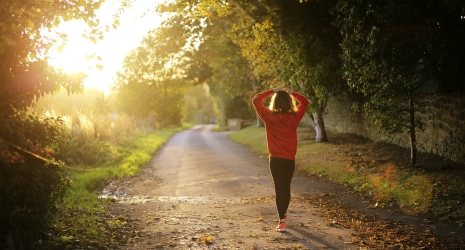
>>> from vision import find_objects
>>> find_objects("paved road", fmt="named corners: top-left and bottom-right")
top-left (107, 124), bottom-right (358, 249)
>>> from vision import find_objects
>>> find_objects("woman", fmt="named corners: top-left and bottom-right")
top-left (252, 87), bottom-right (309, 232)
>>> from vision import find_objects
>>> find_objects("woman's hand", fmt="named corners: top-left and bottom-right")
top-left (272, 87), bottom-right (283, 93)
top-left (283, 87), bottom-right (293, 94)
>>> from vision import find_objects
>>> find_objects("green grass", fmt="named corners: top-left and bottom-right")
top-left (212, 125), bottom-right (229, 132)
top-left (229, 125), bottom-right (464, 223)
top-left (48, 128), bottom-right (179, 249)
top-left (65, 130), bottom-right (176, 208)
top-left (228, 125), bottom-right (268, 156)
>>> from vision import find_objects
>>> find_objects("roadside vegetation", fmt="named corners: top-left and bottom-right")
top-left (230, 125), bottom-right (465, 227)
top-left (33, 107), bottom-right (183, 249)
top-left (2, 0), bottom-right (463, 249)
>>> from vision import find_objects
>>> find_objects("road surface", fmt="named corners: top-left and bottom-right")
top-left (104, 124), bottom-right (357, 249)
top-left (103, 124), bottom-right (465, 249)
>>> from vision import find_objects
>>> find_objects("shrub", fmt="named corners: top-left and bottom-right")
top-left (0, 156), bottom-right (68, 249)
top-left (55, 110), bottom-right (147, 166)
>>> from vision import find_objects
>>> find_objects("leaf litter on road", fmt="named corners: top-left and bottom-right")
top-left (296, 194), bottom-right (465, 249)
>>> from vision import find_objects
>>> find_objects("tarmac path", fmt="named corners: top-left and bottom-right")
top-left (103, 124), bottom-right (465, 249)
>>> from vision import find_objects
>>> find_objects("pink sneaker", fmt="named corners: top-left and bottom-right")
top-left (276, 215), bottom-right (287, 232)
top-left (276, 222), bottom-right (286, 231)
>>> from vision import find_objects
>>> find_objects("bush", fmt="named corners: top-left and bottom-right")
top-left (0, 107), bottom-right (159, 248)
top-left (55, 110), bottom-right (148, 166)
top-left (0, 155), bottom-right (68, 249)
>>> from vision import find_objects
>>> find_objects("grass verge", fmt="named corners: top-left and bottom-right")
top-left (44, 128), bottom-right (180, 249)
top-left (229, 125), bottom-right (465, 227)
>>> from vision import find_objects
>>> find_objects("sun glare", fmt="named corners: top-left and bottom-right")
top-left (46, 0), bottom-right (168, 94)
top-left (47, 21), bottom-right (96, 74)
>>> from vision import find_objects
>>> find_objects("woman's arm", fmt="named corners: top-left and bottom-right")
top-left (292, 92), bottom-right (309, 120)
top-left (252, 89), bottom-right (274, 122)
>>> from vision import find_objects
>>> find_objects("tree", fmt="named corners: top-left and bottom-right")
top-left (334, 0), bottom-right (465, 166)
top-left (133, 9), bottom-right (262, 127)
top-left (114, 16), bottom-right (190, 127)
top-left (0, 0), bottom-right (106, 152)
top-left (187, 14), bottom-right (259, 126)
top-left (0, 0), bottom-right (108, 247)
top-left (160, 0), bottom-right (346, 142)
top-left (233, 0), bottom-right (345, 142)
top-left (184, 84), bottom-right (216, 123)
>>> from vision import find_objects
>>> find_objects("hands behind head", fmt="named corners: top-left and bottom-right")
top-left (283, 87), bottom-right (294, 95)
top-left (272, 87), bottom-right (283, 93)
top-left (273, 87), bottom-right (294, 94)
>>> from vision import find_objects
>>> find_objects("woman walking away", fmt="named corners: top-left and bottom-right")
top-left (252, 87), bottom-right (309, 232)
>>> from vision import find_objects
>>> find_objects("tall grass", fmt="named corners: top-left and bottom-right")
top-left (40, 108), bottom-right (181, 249)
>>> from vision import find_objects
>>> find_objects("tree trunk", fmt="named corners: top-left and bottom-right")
top-left (256, 113), bottom-right (264, 127)
top-left (313, 111), bottom-right (328, 142)
top-left (408, 90), bottom-right (417, 167)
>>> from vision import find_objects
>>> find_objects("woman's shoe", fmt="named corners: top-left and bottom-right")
top-left (276, 215), bottom-right (287, 232)
top-left (276, 222), bottom-right (286, 231)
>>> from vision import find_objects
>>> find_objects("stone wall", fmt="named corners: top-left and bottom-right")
top-left (321, 92), bottom-right (465, 164)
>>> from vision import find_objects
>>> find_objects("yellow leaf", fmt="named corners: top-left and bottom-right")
top-left (197, 234), bottom-right (215, 244)
top-left (27, 19), bottom-right (35, 28)
top-left (367, 202), bottom-right (378, 209)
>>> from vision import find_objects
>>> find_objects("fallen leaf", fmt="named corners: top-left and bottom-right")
top-left (197, 234), bottom-right (215, 245)
top-left (367, 202), bottom-right (379, 209)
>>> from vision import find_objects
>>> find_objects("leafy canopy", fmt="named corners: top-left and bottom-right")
top-left (114, 15), bottom-right (191, 126)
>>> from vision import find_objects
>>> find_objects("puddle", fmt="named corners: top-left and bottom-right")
top-left (99, 181), bottom-right (130, 200)
top-left (99, 180), bottom-right (273, 205)
top-left (100, 194), bottom-right (243, 205)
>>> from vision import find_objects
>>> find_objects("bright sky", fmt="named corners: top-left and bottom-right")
top-left (47, 0), bottom-right (167, 94)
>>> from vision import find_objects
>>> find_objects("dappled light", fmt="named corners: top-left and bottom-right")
top-left (46, 0), bottom-right (167, 93)
top-left (1, 0), bottom-right (464, 249)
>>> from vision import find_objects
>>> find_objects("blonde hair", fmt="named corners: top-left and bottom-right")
top-left (268, 91), bottom-right (297, 114)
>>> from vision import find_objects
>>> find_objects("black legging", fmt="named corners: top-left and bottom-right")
top-left (269, 157), bottom-right (295, 220)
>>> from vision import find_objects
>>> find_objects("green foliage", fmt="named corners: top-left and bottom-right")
top-left (335, 0), bottom-right (465, 134)
top-left (114, 16), bottom-right (189, 127)
top-left (52, 108), bottom-right (153, 166)
top-left (168, 11), bottom-right (258, 125)
top-left (0, 158), bottom-right (69, 249)
top-left (159, 0), bottom-right (347, 141)
top-left (335, 0), bottom-right (422, 133)
top-left (0, 1), bottom-right (106, 246)
top-left (60, 139), bottom-right (119, 166)
top-left (334, 0), bottom-right (465, 165)
top-left (1, 110), bottom-right (67, 153)
top-left (0, 0), bottom-right (103, 114)
top-left (0, 110), bottom-right (68, 249)
top-left (183, 84), bottom-right (216, 123)
top-left (46, 129), bottom-right (178, 249)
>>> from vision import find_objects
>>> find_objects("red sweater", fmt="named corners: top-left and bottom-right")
top-left (252, 90), bottom-right (309, 160)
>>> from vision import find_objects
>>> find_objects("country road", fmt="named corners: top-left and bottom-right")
top-left (103, 124), bottom-right (465, 249)
top-left (103, 124), bottom-right (358, 249)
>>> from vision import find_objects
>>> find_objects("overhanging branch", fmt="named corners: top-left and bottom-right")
top-left (229, 0), bottom-right (258, 23)
top-left (0, 138), bottom-right (59, 166)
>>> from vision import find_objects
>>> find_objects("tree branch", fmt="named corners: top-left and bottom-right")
top-left (229, 0), bottom-right (258, 23)
top-left (0, 138), bottom-right (59, 166)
